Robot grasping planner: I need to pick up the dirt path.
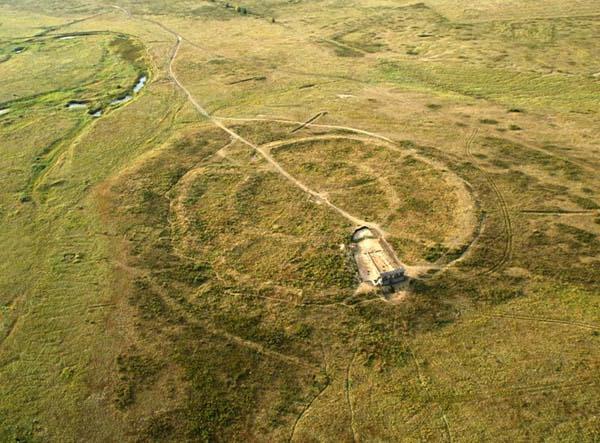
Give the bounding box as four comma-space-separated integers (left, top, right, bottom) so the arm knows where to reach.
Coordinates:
162, 31, 395, 240
260, 133, 401, 155
109, 4, 131, 18
219, 115, 483, 200
260, 133, 480, 275
110, 7, 483, 282
218, 115, 397, 143
108, 7, 395, 245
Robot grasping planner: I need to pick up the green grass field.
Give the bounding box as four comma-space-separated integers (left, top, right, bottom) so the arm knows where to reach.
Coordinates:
0, 0, 599, 441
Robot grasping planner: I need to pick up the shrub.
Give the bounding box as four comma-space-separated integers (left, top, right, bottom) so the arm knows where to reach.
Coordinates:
425, 243, 449, 262
480, 118, 498, 125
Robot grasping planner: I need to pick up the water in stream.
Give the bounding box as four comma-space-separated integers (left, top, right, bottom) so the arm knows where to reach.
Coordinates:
110, 95, 133, 105
66, 101, 88, 109
110, 74, 147, 106
133, 75, 147, 93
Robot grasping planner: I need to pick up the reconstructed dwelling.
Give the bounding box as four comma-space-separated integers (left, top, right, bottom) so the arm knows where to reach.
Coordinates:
351, 226, 405, 286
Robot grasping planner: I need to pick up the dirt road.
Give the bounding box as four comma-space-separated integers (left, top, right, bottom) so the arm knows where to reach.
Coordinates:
162, 31, 394, 244
110, 6, 477, 279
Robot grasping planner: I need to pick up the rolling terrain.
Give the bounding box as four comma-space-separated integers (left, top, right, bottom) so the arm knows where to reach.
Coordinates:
0, 0, 599, 441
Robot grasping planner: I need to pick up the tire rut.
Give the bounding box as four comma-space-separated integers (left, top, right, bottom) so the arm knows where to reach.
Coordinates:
114, 261, 317, 370
465, 128, 513, 275
483, 313, 599, 331
519, 209, 599, 216
410, 347, 454, 443
288, 344, 331, 443
443, 378, 600, 405
345, 351, 359, 443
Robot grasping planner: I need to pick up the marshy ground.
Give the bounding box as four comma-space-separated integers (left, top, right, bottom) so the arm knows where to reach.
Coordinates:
0, 0, 599, 441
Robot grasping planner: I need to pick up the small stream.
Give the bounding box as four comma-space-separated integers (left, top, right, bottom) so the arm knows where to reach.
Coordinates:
110, 95, 132, 105
133, 75, 147, 93
110, 74, 147, 106
66, 101, 88, 109
61, 73, 148, 118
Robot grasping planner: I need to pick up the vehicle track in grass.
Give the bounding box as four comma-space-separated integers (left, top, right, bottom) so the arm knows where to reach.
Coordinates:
288, 345, 332, 442
465, 128, 513, 275
30, 10, 110, 38
288, 380, 331, 442
317, 37, 368, 57
446, 379, 600, 405
409, 347, 454, 443
384, 377, 600, 405
519, 209, 600, 216
482, 313, 600, 331
499, 133, 598, 174
113, 260, 317, 370
345, 350, 359, 443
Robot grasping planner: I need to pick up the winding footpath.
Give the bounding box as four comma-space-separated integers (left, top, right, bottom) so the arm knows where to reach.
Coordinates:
110, 8, 404, 264
166, 36, 386, 235
109, 6, 486, 279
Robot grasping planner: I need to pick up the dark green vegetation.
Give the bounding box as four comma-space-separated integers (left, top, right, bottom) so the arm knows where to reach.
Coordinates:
0, 0, 599, 441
